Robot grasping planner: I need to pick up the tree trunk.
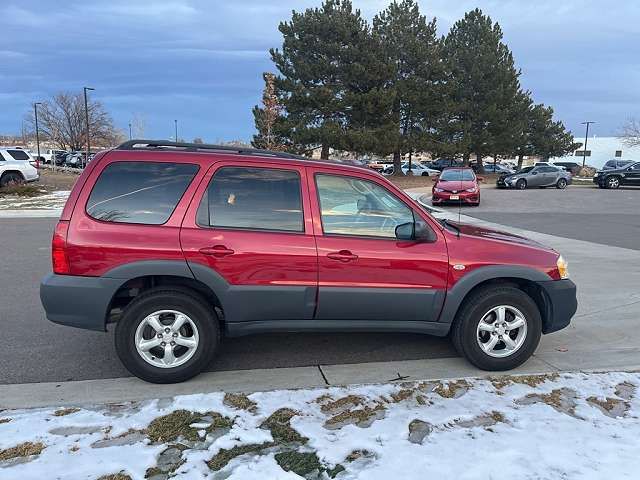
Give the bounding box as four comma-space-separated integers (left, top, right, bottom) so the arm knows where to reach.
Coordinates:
517, 153, 524, 170
391, 149, 404, 176
321, 144, 329, 160
462, 152, 470, 167
475, 152, 485, 174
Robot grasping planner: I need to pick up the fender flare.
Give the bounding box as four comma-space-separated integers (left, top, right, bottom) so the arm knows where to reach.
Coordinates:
437, 265, 551, 324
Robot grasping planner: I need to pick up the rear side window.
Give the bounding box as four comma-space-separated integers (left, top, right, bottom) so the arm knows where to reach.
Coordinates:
87, 161, 198, 224
197, 166, 303, 232
8, 149, 30, 160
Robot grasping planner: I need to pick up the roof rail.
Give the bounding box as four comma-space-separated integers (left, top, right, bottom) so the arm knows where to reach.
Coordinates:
116, 139, 307, 160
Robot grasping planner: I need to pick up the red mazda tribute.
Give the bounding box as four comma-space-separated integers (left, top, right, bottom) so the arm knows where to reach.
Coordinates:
40, 141, 577, 383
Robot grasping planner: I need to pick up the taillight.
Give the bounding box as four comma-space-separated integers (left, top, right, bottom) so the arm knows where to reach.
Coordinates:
52, 221, 70, 275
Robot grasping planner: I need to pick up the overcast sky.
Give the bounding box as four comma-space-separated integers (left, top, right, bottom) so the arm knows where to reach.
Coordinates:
1, 0, 638, 142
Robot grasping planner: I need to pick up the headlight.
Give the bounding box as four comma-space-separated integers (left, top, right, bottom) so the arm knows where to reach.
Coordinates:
557, 255, 569, 279
465, 187, 477, 193
434, 188, 444, 193
594, 172, 599, 177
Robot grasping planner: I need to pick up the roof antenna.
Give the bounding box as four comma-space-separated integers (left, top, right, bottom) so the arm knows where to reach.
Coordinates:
457, 162, 462, 233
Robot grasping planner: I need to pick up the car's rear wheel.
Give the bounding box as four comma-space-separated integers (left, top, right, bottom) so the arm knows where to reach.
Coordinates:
451, 286, 542, 371
515, 179, 527, 190
0, 172, 25, 187
556, 178, 568, 189
115, 288, 219, 383
606, 176, 620, 189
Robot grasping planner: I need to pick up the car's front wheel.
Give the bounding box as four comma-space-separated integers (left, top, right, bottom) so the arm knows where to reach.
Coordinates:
516, 179, 527, 190
115, 288, 219, 383
451, 286, 542, 371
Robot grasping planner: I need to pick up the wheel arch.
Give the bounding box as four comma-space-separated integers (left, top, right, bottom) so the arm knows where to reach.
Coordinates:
0, 170, 26, 182
439, 266, 552, 332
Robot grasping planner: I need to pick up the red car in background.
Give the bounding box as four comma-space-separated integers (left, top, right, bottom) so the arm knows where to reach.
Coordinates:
432, 167, 480, 206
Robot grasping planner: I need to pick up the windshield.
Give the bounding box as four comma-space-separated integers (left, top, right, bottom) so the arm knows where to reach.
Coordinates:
518, 167, 534, 174
440, 169, 475, 181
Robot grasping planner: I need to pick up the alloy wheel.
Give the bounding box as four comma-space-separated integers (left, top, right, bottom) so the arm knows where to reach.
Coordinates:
476, 305, 528, 358
134, 310, 199, 368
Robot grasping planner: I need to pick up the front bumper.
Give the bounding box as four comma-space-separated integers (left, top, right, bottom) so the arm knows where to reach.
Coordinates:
536, 279, 577, 334
40, 273, 122, 331
432, 191, 479, 204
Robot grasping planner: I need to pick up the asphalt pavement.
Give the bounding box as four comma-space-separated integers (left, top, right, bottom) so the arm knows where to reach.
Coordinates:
1, 186, 638, 386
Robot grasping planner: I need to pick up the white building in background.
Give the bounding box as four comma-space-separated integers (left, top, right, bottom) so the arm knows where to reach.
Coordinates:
551, 136, 640, 170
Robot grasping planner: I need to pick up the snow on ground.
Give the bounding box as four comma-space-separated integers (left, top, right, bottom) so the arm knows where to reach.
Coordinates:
0, 190, 70, 211
0, 372, 638, 480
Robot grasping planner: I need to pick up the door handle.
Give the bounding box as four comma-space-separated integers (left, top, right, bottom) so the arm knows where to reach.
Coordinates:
199, 245, 235, 257
327, 250, 358, 262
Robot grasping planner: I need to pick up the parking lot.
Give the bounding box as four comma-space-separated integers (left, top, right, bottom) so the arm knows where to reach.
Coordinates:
0, 185, 638, 385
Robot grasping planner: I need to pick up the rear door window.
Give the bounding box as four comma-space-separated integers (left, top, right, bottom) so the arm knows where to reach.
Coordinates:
87, 161, 198, 224
197, 166, 303, 232
8, 149, 30, 161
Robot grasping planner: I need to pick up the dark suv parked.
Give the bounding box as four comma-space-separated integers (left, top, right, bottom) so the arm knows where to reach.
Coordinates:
593, 161, 640, 188
40, 140, 577, 383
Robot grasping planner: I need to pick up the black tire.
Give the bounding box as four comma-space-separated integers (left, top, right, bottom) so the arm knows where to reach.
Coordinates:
115, 287, 220, 383
0, 172, 25, 187
605, 176, 621, 189
422, 172, 428, 176
516, 179, 527, 190
556, 178, 568, 189
450, 285, 542, 371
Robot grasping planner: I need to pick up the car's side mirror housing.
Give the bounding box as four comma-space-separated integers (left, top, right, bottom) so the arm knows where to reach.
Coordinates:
531, 171, 538, 175
395, 222, 415, 240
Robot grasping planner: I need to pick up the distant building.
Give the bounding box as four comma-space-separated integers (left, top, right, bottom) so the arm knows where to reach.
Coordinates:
551, 136, 640, 169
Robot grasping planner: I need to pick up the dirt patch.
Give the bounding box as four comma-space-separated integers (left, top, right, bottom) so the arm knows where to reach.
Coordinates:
0, 441, 45, 462
586, 396, 629, 418
0, 418, 11, 424
491, 373, 559, 390
145, 446, 186, 478
432, 380, 471, 398
53, 407, 81, 417
387, 175, 435, 189
207, 442, 275, 471
37, 168, 79, 191
320, 395, 364, 414
260, 408, 307, 444
408, 419, 433, 444
389, 389, 415, 403
223, 393, 257, 413
346, 449, 374, 462
324, 403, 386, 430
455, 411, 506, 429
516, 388, 579, 418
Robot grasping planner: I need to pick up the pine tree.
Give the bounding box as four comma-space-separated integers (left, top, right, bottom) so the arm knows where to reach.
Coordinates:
270, 0, 390, 159
528, 104, 577, 160
373, 0, 443, 175
251, 72, 288, 151
441, 9, 523, 173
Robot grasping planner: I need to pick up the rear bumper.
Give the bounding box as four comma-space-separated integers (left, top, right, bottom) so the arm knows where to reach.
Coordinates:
40, 273, 122, 331
537, 279, 577, 334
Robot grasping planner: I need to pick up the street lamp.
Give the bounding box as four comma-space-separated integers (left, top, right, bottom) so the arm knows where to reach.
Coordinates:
33, 102, 42, 169
581, 121, 595, 168
83, 87, 95, 167
174, 119, 178, 142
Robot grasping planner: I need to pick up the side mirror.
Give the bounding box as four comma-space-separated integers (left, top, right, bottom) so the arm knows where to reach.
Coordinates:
531, 171, 538, 175
395, 222, 415, 240
477, 176, 485, 183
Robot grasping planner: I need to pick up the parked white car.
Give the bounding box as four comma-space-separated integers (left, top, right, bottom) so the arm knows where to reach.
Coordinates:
0, 147, 39, 186
383, 162, 440, 176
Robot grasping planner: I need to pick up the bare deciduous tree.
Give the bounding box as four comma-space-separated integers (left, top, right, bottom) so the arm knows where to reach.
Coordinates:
621, 118, 640, 147
25, 92, 121, 150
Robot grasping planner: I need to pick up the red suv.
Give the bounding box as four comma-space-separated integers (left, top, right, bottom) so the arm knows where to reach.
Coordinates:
40, 141, 577, 383
432, 167, 480, 206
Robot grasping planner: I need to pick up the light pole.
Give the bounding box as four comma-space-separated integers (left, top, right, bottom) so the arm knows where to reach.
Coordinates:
83, 87, 94, 167
129, 123, 132, 140
581, 121, 595, 168
34, 102, 42, 169
174, 119, 178, 142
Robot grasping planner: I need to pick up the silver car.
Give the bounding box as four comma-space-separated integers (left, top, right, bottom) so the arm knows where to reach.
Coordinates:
498, 165, 572, 190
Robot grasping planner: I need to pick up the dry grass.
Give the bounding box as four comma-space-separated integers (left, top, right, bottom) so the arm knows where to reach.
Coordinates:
53, 407, 81, 417
260, 408, 307, 444
205, 411, 235, 432
346, 449, 374, 462
97, 473, 132, 480
389, 389, 415, 403
207, 442, 275, 471
0, 183, 43, 197
0, 418, 11, 424
0, 441, 45, 462
223, 393, 257, 413
432, 380, 471, 398
491, 373, 559, 390
324, 403, 386, 430
320, 395, 364, 414
146, 410, 200, 443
